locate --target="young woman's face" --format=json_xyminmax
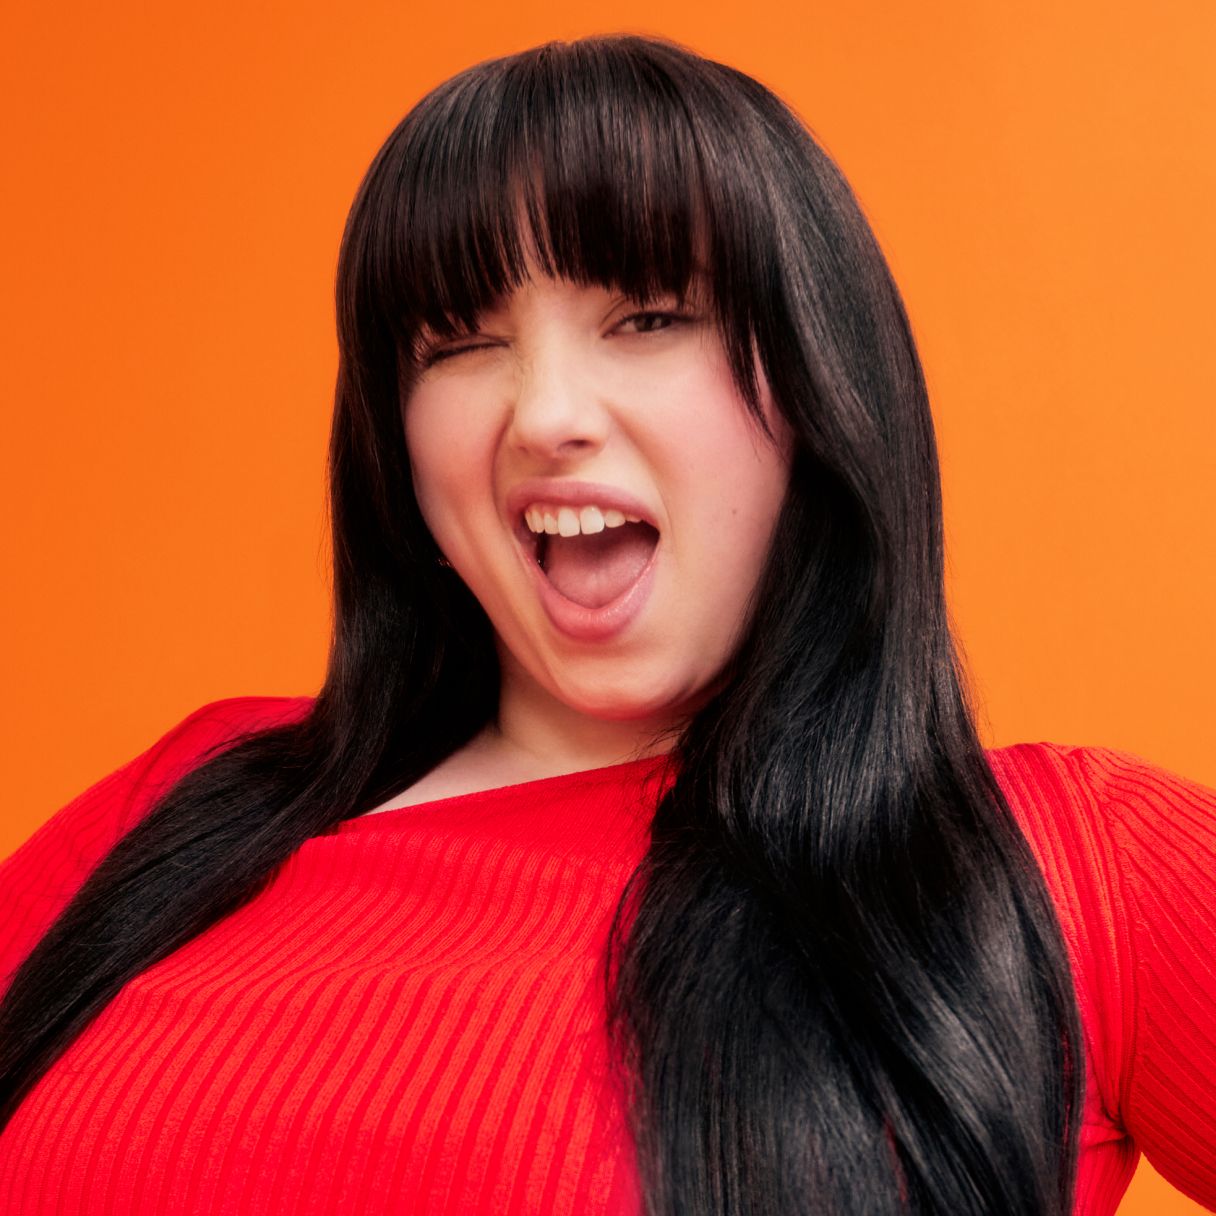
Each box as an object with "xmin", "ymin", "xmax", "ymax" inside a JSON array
[{"xmin": 401, "ymin": 263, "xmax": 793, "ymax": 728}]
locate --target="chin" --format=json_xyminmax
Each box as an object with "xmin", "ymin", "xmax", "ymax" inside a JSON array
[{"xmin": 555, "ymin": 674, "xmax": 703, "ymax": 725}]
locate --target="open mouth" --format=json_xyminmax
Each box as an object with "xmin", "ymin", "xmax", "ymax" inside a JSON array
[{"xmin": 518, "ymin": 517, "xmax": 660, "ymax": 609}]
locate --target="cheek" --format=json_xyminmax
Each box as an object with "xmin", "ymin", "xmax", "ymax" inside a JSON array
[
  {"xmin": 669, "ymin": 383, "xmax": 791, "ymax": 524},
  {"xmin": 402, "ymin": 392, "xmax": 487, "ymax": 527},
  {"xmin": 669, "ymin": 401, "xmax": 791, "ymax": 609},
  {"xmin": 658, "ymin": 340, "xmax": 790, "ymax": 475}
]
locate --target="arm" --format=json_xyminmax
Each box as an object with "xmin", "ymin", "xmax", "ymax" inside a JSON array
[{"xmin": 1070, "ymin": 745, "xmax": 1216, "ymax": 1211}]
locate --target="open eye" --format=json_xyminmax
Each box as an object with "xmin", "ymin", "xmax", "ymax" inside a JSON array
[
  {"xmin": 616, "ymin": 309, "xmax": 683, "ymax": 334},
  {"xmin": 614, "ymin": 308, "xmax": 698, "ymax": 337}
]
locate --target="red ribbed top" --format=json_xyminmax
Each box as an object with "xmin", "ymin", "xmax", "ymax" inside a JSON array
[{"xmin": 1, "ymin": 695, "xmax": 1214, "ymax": 1214}]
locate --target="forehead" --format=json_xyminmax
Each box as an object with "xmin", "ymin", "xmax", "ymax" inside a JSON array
[{"xmin": 399, "ymin": 161, "xmax": 714, "ymax": 329}]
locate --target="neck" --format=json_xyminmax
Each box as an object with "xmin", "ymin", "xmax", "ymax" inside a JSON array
[{"xmin": 487, "ymin": 658, "xmax": 683, "ymax": 779}]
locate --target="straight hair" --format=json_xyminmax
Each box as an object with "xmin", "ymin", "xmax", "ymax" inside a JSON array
[{"xmin": 0, "ymin": 33, "xmax": 1083, "ymax": 1214}]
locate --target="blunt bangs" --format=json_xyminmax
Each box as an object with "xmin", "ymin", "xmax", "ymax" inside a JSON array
[{"xmin": 351, "ymin": 35, "xmax": 782, "ymax": 422}]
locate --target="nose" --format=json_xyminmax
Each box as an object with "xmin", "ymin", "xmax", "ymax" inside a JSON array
[{"xmin": 504, "ymin": 340, "xmax": 611, "ymax": 461}]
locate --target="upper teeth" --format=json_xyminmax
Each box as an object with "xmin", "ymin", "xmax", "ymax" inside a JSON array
[{"xmin": 523, "ymin": 504, "xmax": 643, "ymax": 536}]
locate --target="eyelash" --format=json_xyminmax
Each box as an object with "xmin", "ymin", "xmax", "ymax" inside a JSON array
[{"xmin": 420, "ymin": 309, "xmax": 693, "ymax": 367}]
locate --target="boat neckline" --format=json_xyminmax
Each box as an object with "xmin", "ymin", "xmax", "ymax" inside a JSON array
[{"xmin": 333, "ymin": 750, "xmax": 674, "ymax": 829}]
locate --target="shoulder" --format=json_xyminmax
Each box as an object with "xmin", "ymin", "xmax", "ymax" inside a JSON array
[
  {"xmin": 3, "ymin": 693, "xmax": 314, "ymax": 871},
  {"xmin": 979, "ymin": 737, "xmax": 1216, "ymax": 993},
  {"xmin": 983, "ymin": 739, "xmax": 1216, "ymax": 1177},
  {"xmin": 102, "ymin": 693, "xmax": 316, "ymax": 819},
  {"xmin": 165, "ymin": 691, "xmax": 315, "ymax": 740},
  {"xmin": 982, "ymin": 738, "xmax": 1216, "ymax": 871},
  {"xmin": 0, "ymin": 693, "xmax": 314, "ymax": 998},
  {"xmin": 156, "ymin": 693, "xmax": 314, "ymax": 759}
]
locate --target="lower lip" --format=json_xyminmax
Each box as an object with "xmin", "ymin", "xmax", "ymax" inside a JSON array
[{"xmin": 517, "ymin": 533, "xmax": 659, "ymax": 643}]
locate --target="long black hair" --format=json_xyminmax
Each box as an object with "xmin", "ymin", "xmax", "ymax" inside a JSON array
[{"xmin": 0, "ymin": 33, "xmax": 1083, "ymax": 1213}]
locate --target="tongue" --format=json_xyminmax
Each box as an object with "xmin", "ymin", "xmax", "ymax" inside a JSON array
[{"xmin": 542, "ymin": 522, "xmax": 657, "ymax": 608}]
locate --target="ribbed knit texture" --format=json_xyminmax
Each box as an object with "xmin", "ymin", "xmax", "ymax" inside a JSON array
[{"xmin": 1, "ymin": 695, "xmax": 1214, "ymax": 1214}]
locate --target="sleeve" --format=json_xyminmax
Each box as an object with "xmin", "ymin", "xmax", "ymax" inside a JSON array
[
  {"xmin": 0, "ymin": 694, "xmax": 311, "ymax": 1004},
  {"xmin": 1070, "ymin": 745, "xmax": 1216, "ymax": 1211}
]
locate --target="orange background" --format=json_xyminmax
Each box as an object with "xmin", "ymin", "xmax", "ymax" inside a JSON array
[{"xmin": 1, "ymin": 2, "xmax": 1212, "ymax": 1210}]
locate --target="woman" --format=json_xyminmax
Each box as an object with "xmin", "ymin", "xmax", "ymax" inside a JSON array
[{"xmin": 1, "ymin": 32, "xmax": 1214, "ymax": 1216}]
